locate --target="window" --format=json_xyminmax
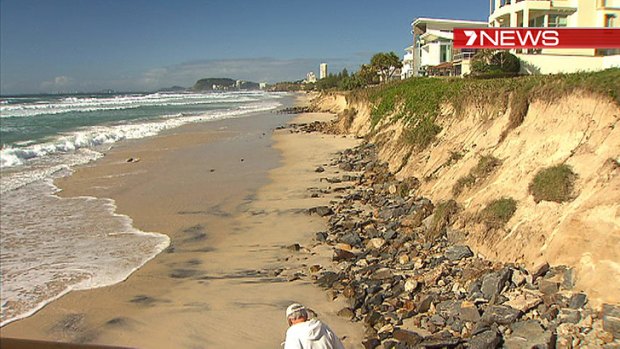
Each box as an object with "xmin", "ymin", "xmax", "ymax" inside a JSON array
[
  {"xmin": 440, "ymin": 44, "xmax": 452, "ymax": 63},
  {"xmin": 548, "ymin": 14, "xmax": 568, "ymax": 27},
  {"xmin": 528, "ymin": 16, "xmax": 545, "ymax": 27},
  {"xmin": 605, "ymin": 14, "xmax": 616, "ymax": 28}
]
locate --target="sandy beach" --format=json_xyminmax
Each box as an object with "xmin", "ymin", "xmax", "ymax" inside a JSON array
[{"xmin": 1, "ymin": 98, "xmax": 365, "ymax": 348}]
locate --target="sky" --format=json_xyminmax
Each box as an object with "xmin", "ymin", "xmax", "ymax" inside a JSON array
[{"xmin": 0, "ymin": 0, "xmax": 488, "ymax": 94}]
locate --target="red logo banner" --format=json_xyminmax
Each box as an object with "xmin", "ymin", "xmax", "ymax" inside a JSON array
[{"xmin": 454, "ymin": 28, "xmax": 620, "ymax": 49}]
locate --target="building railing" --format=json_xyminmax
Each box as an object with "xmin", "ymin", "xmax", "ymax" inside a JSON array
[{"xmin": 453, "ymin": 51, "xmax": 477, "ymax": 61}]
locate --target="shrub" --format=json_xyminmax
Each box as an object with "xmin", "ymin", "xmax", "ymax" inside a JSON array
[
  {"xmin": 478, "ymin": 197, "xmax": 517, "ymax": 228},
  {"xmin": 452, "ymin": 175, "xmax": 476, "ymax": 196},
  {"xmin": 471, "ymin": 50, "xmax": 521, "ymax": 77},
  {"xmin": 403, "ymin": 117, "xmax": 442, "ymax": 149},
  {"xmin": 529, "ymin": 164, "xmax": 577, "ymax": 203},
  {"xmin": 428, "ymin": 200, "xmax": 459, "ymax": 240},
  {"xmin": 452, "ymin": 155, "xmax": 501, "ymax": 196}
]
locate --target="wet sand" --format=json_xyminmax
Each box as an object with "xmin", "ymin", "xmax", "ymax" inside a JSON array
[{"xmin": 1, "ymin": 102, "xmax": 364, "ymax": 348}]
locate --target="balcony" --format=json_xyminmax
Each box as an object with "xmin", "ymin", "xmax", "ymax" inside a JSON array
[{"xmin": 453, "ymin": 51, "xmax": 477, "ymax": 61}]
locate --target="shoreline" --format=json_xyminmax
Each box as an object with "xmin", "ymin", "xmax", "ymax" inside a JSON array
[{"xmin": 1, "ymin": 96, "xmax": 366, "ymax": 348}]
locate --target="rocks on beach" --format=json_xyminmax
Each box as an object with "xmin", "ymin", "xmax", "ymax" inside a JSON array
[{"xmin": 279, "ymin": 125, "xmax": 620, "ymax": 349}]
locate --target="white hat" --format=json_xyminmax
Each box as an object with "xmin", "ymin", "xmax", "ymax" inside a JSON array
[{"xmin": 286, "ymin": 303, "xmax": 306, "ymax": 317}]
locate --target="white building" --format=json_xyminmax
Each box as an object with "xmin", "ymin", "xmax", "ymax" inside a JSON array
[
  {"xmin": 412, "ymin": 18, "xmax": 488, "ymax": 77},
  {"xmin": 319, "ymin": 63, "xmax": 328, "ymax": 79},
  {"xmin": 489, "ymin": 0, "xmax": 620, "ymax": 74},
  {"xmin": 401, "ymin": 46, "xmax": 415, "ymax": 79},
  {"xmin": 305, "ymin": 72, "xmax": 317, "ymax": 83}
]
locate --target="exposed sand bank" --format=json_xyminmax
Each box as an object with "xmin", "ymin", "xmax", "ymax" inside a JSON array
[
  {"xmin": 315, "ymin": 91, "xmax": 620, "ymax": 306},
  {"xmin": 1, "ymin": 105, "xmax": 364, "ymax": 348}
]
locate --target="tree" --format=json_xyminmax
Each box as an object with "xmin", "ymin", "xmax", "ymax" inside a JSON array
[
  {"xmin": 370, "ymin": 52, "xmax": 403, "ymax": 83},
  {"xmin": 358, "ymin": 64, "xmax": 379, "ymax": 85},
  {"xmin": 471, "ymin": 50, "xmax": 520, "ymax": 76}
]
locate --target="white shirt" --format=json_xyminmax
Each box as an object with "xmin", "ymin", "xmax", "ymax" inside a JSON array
[{"xmin": 284, "ymin": 319, "xmax": 346, "ymax": 349}]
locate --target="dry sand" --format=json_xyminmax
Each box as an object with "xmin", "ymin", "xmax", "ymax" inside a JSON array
[{"xmin": 1, "ymin": 105, "xmax": 364, "ymax": 348}]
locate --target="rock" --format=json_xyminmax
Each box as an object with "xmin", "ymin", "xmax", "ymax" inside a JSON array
[
  {"xmin": 603, "ymin": 304, "xmax": 620, "ymax": 339},
  {"xmin": 315, "ymin": 166, "xmax": 325, "ymax": 173},
  {"xmin": 340, "ymin": 232, "xmax": 362, "ymax": 247},
  {"xmin": 371, "ymin": 268, "xmax": 393, "ymax": 280},
  {"xmin": 337, "ymin": 307, "xmax": 355, "ymax": 319},
  {"xmin": 469, "ymin": 329, "xmax": 501, "ymax": 349},
  {"xmin": 362, "ymin": 338, "xmax": 380, "ymax": 349},
  {"xmin": 339, "ymin": 162, "xmax": 353, "ymax": 171},
  {"xmin": 419, "ymin": 333, "xmax": 460, "ymax": 348},
  {"xmin": 503, "ymin": 293, "xmax": 542, "ymax": 313},
  {"xmin": 459, "ymin": 301, "xmax": 481, "ymax": 323},
  {"xmin": 398, "ymin": 254, "xmax": 410, "ymax": 265},
  {"xmin": 382, "ymin": 230, "xmax": 397, "ymax": 240},
  {"xmin": 388, "ymin": 184, "xmax": 397, "ymax": 195},
  {"xmin": 310, "ymin": 206, "xmax": 333, "ymax": 217},
  {"xmin": 558, "ymin": 309, "xmax": 581, "ymax": 324},
  {"xmin": 416, "ymin": 294, "xmax": 435, "ymax": 313},
  {"xmin": 335, "ymin": 243, "xmax": 352, "ymax": 251},
  {"xmin": 287, "ymin": 243, "xmax": 301, "ymax": 251},
  {"xmin": 529, "ymin": 261, "xmax": 550, "ymax": 279},
  {"xmin": 511, "ymin": 269, "xmax": 526, "ymax": 287},
  {"xmin": 393, "ymin": 329, "xmax": 422, "ymax": 346},
  {"xmin": 568, "ymin": 293, "xmax": 587, "ymax": 309},
  {"xmin": 404, "ymin": 279, "xmax": 419, "ymax": 293},
  {"xmin": 367, "ymin": 238, "xmax": 386, "ymax": 249},
  {"xmin": 436, "ymin": 300, "xmax": 461, "ymax": 319},
  {"xmin": 315, "ymin": 232, "xmax": 328, "ymax": 242},
  {"xmin": 309, "ymin": 265, "xmax": 322, "ymax": 273},
  {"xmin": 316, "ymin": 272, "xmax": 342, "ymax": 288},
  {"xmin": 538, "ymin": 279, "xmax": 559, "ymax": 295},
  {"xmin": 504, "ymin": 320, "xmax": 554, "ymax": 349},
  {"xmin": 562, "ymin": 267, "xmax": 575, "ymax": 290},
  {"xmin": 481, "ymin": 305, "xmax": 521, "ymax": 325},
  {"xmin": 445, "ymin": 245, "xmax": 474, "ymax": 261},
  {"xmin": 481, "ymin": 269, "xmax": 512, "ymax": 300},
  {"xmin": 333, "ymin": 249, "xmax": 356, "ymax": 262}
]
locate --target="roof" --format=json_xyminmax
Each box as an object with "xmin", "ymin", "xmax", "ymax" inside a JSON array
[
  {"xmin": 412, "ymin": 17, "xmax": 488, "ymax": 27},
  {"xmin": 429, "ymin": 61, "xmax": 454, "ymax": 70}
]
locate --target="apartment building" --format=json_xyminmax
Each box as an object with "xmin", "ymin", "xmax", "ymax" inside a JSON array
[
  {"xmin": 489, "ymin": 0, "xmax": 620, "ymax": 73},
  {"xmin": 411, "ymin": 18, "xmax": 488, "ymax": 77},
  {"xmin": 401, "ymin": 46, "xmax": 415, "ymax": 79}
]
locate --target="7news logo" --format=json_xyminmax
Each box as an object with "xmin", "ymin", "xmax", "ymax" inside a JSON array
[{"xmin": 454, "ymin": 28, "xmax": 620, "ymax": 49}]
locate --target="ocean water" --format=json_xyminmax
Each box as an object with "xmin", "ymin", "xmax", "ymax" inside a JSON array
[{"xmin": 0, "ymin": 91, "xmax": 284, "ymax": 326}]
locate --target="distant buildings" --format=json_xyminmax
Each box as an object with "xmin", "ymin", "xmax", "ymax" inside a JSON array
[
  {"xmin": 488, "ymin": 0, "xmax": 620, "ymax": 74},
  {"xmin": 320, "ymin": 63, "xmax": 328, "ymax": 79},
  {"xmin": 259, "ymin": 82, "xmax": 267, "ymax": 90},
  {"xmin": 306, "ymin": 72, "xmax": 317, "ymax": 83}
]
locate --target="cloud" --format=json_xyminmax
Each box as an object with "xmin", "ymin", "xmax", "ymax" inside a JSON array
[{"xmin": 40, "ymin": 75, "xmax": 74, "ymax": 91}]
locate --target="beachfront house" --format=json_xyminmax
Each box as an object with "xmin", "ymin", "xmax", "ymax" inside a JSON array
[
  {"xmin": 489, "ymin": 0, "xmax": 620, "ymax": 74},
  {"xmin": 411, "ymin": 18, "xmax": 488, "ymax": 77},
  {"xmin": 401, "ymin": 46, "xmax": 415, "ymax": 79}
]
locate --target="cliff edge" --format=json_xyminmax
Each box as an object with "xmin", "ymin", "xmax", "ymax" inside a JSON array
[{"xmin": 313, "ymin": 69, "xmax": 620, "ymax": 305}]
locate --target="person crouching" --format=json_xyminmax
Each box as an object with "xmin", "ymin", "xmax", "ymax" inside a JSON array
[{"xmin": 283, "ymin": 303, "xmax": 345, "ymax": 349}]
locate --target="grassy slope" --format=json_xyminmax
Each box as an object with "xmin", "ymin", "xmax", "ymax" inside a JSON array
[{"xmin": 352, "ymin": 68, "xmax": 620, "ymax": 149}]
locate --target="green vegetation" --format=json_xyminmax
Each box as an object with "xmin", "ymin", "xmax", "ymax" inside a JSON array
[
  {"xmin": 478, "ymin": 197, "xmax": 517, "ymax": 228},
  {"xmin": 370, "ymin": 52, "xmax": 403, "ymax": 82},
  {"xmin": 428, "ymin": 200, "xmax": 459, "ymax": 239},
  {"xmin": 351, "ymin": 68, "xmax": 620, "ymax": 151},
  {"xmin": 452, "ymin": 155, "xmax": 501, "ymax": 196},
  {"xmin": 529, "ymin": 164, "xmax": 577, "ymax": 203},
  {"xmin": 403, "ymin": 117, "xmax": 442, "ymax": 149},
  {"xmin": 471, "ymin": 50, "xmax": 521, "ymax": 77}
]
